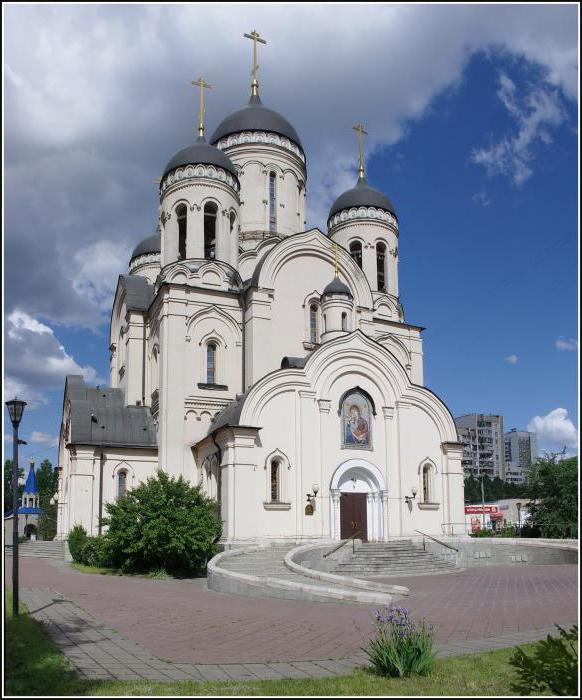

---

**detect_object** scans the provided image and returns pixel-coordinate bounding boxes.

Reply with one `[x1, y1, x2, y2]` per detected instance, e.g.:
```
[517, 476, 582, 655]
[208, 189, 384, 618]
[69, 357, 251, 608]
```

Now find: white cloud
[505, 354, 519, 364]
[4, 310, 104, 406]
[29, 431, 59, 447]
[3, 4, 577, 329]
[471, 72, 566, 185]
[472, 190, 491, 207]
[555, 337, 577, 351]
[528, 408, 578, 449]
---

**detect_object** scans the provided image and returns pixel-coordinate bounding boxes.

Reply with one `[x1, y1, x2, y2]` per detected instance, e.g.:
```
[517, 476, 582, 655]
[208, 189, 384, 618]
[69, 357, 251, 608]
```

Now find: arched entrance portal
[329, 459, 389, 542]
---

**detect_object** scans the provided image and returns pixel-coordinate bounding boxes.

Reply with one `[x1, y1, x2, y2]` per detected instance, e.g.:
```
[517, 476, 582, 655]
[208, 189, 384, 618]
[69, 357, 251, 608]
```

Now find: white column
[366, 492, 374, 541]
[330, 489, 341, 540]
[380, 489, 389, 541]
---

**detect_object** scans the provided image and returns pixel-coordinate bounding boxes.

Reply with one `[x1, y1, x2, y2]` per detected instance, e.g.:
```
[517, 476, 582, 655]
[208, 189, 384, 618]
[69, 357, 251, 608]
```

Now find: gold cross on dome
[191, 76, 213, 139]
[352, 122, 368, 178]
[244, 29, 267, 96]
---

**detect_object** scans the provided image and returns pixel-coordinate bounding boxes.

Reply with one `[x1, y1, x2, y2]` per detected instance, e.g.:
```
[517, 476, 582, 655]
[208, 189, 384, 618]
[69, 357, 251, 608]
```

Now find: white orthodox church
[56, 36, 465, 546]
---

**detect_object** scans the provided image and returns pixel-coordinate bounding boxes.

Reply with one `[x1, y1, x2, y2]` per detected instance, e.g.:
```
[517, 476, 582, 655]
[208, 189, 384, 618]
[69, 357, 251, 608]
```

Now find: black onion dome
[322, 277, 352, 297]
[328, 176, 397, 220]
[162, 137, 238, 179]
[210, 94, 303, 150]
[130, 232, 161, 262]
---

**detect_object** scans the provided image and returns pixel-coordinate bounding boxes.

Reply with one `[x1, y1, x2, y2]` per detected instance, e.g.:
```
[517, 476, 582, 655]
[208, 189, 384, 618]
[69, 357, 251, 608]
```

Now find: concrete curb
[284, 543, 410, 596]
[207, 545, 401, 604]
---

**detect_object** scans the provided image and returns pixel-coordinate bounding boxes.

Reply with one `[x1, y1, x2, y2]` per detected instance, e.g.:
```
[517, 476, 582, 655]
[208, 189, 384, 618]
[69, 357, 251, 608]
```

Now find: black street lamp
[516, 502, 522, 537]
[6, 397, 26, 616]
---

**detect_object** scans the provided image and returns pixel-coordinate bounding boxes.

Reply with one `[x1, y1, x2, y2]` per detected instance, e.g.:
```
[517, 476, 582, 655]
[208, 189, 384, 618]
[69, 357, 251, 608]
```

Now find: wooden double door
[340, 492, 368, 542]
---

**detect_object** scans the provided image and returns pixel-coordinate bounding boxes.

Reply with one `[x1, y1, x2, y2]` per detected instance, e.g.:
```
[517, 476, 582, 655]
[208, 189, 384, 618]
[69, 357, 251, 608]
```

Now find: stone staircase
[208, 544, 407, 605]
[5, 539, 65, 560]
[330, 540, 459, 578]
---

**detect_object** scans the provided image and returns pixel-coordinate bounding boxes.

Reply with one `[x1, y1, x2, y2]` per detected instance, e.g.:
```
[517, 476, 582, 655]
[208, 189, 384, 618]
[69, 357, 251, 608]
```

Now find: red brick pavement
[13, 557, 578, 664]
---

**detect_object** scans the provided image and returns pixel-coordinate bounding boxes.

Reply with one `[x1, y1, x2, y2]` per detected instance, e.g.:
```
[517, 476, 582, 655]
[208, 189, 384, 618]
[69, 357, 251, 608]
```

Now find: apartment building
[504, 428, 538, 484]
[454, 413, 505, 479]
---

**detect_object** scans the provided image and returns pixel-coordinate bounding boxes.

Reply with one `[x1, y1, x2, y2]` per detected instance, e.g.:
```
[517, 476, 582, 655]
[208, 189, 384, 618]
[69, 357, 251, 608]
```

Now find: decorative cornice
[328, 206, 398, 231]
[129, 252, 161, 272]
[160, 164, 239, 195]
[216, 130, 305, 163]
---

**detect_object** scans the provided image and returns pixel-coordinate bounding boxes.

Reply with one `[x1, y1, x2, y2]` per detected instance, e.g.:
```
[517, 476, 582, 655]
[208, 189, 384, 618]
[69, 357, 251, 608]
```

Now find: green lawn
[4, 588, 540, 696]
[69, 562, 171, 578]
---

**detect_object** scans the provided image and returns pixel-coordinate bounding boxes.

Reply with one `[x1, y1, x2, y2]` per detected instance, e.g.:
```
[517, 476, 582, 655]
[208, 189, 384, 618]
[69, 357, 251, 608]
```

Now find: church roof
[210, 95, 303, 150]
[64, 376, 157, 449]
[322, 277, 352, 297]
[23, 464, 39, 495]
[118, 274, 155, 312]
[328, 176, 397, 221]
[210, 393, 249, 431]
[281, 356, 308, 369]
[130, 232, 161, 262]
[162, 137, 238, 180]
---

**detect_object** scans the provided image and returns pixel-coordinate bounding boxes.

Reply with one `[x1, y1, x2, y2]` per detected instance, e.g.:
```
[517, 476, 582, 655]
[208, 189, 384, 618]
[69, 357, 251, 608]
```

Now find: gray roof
[210, 95, 303, 150]
[119, 274, 154, 312]
[162, 136, 238, 179]
[281, 357, 307, 369]
[328, 176, 397, 220]
[210, 393, 249, 431]
[130, 232, 161, 261]
[64, 376, 157, 449]
[322, 277, 352, 297]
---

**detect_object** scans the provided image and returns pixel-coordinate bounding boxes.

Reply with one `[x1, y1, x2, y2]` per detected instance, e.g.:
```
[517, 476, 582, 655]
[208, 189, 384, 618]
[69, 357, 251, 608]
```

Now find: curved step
[208, 544, 408, 605]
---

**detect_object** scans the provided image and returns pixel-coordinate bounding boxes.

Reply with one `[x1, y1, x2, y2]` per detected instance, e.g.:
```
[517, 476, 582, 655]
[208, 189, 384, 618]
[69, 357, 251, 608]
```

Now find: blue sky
[3, 4, 579, 468]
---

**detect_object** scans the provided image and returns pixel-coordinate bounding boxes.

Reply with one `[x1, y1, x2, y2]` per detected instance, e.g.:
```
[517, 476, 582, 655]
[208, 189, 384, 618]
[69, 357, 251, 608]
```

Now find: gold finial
[352, 122, 368, 178]
[244, 29, 267, 96]
[334, 242, 339, 278]
[191, 76, 213, 139]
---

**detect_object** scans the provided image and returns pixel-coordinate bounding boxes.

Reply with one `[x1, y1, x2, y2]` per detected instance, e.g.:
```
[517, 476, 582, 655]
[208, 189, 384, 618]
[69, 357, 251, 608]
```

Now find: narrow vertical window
[206, 343, 216, 384]
[177, 204, 187, 260]
[349, 241, 362, 269]
[309, 304, 318, 344]
[204, 202, 217, 259]
[271, 459, 280, 502]
[118, 470, 127, 500]
[269, 172, 277, 234]
[376, 242, 386, 292]
[230, 211, 236, 234]
[341, 312, 347, 331]
[422, 465, 430, 503]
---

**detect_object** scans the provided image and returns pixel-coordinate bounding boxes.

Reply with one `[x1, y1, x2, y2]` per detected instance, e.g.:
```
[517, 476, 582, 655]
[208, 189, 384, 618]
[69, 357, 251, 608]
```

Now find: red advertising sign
[465, 505, 499, 514]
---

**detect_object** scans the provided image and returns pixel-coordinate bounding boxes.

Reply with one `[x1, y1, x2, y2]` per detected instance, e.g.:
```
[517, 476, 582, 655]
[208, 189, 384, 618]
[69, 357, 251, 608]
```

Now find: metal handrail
[323, 530, 362, 558]
[415, 530, 459, 552]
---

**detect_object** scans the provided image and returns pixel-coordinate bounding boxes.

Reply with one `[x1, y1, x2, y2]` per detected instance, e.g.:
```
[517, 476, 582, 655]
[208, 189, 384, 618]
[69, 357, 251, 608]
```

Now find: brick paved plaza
[14, 556, 578, 666]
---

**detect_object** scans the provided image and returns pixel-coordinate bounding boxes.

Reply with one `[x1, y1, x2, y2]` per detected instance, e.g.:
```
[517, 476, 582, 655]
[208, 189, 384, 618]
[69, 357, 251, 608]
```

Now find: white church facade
[56, 37, 465, 545]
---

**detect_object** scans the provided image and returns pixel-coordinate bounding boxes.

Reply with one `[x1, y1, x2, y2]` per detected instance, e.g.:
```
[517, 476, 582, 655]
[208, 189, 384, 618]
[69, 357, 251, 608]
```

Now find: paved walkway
[11, 556, 578, 667]
[20, 587, 569, 682]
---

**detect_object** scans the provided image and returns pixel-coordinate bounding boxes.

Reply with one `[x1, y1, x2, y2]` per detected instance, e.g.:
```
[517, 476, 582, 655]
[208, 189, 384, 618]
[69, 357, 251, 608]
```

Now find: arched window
[204, 202, 217, 259]
[376, 242, 386, 292]
[177, 204, 187, 260]
[422, 464, 432, 503]
[206, 342, 217, 384]
[270, 459, 280, 502]
[269, 172, 277, 233]
[309, 304, 318, 344]
[229, 211, 236, 234]
[349, 241, 362, 269]
[117, 470, 128, 500]
[341, 312, 347, 331]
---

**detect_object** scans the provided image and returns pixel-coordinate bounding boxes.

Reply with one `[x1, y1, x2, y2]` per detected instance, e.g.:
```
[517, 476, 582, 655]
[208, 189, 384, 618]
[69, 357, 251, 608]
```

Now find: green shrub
[78, 537, 107, 567]
[67, 525, 88, 562]
[469, 528, 495, 537]
[510, 625, 578, 696]
[364, 606, 436, 678]
[101, 469, 222, 575]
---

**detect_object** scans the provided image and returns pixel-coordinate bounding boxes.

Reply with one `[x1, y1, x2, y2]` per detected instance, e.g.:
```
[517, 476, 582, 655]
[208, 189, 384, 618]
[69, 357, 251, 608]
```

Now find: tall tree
[526, 455, 578, 538]
[3, 460, 24, 513]
[36, 459, 58, 508]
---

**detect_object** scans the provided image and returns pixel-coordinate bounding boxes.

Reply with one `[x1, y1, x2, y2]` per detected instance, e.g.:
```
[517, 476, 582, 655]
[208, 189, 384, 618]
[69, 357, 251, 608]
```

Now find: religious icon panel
[341, 390, 372, 449]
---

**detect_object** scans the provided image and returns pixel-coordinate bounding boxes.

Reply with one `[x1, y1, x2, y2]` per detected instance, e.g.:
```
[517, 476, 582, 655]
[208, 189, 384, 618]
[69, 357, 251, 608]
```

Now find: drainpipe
[98, 451, 104, 536]
[141, 312, 147, 406]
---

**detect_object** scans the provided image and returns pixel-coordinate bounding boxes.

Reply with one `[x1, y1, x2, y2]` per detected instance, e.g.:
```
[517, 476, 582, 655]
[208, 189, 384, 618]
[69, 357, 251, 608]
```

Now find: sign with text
[465, 505, 499, 514]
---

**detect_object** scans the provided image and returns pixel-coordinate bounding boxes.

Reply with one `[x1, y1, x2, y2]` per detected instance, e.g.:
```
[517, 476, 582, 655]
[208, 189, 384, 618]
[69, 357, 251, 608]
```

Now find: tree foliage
[4, 460, 24, 513]
[68, 524, 89, 562]
[525, 455, 578, 538]
[102, 470, 222, 575]
[510, 625, 578, 696]
[464, 475, 528, 504]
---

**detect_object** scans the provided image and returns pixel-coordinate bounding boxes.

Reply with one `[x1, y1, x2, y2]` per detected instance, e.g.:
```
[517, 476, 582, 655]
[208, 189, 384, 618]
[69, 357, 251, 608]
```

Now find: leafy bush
[510, 625, 578, 696]
[364, 605, 436, 678]
[67, 524, 88, 562]
[78, 537, 107, 567]
[101, 469, 222, 575]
